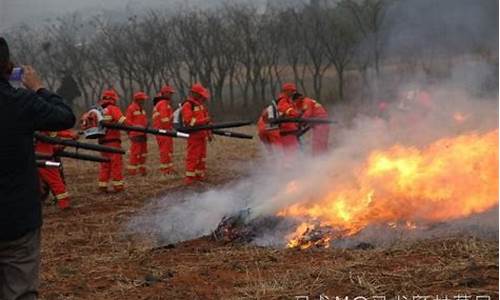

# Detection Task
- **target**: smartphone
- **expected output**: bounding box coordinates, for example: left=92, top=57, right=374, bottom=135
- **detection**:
left=9, top=67, right=23, bottom=82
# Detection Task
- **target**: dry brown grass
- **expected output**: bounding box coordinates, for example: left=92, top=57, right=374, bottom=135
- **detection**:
left=38, top=126, right=498, bottom=300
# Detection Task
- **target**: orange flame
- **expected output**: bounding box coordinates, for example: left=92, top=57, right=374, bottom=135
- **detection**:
left=280, top=130, right=499, bottom=247
left=286, top=223, right=334, bottom=249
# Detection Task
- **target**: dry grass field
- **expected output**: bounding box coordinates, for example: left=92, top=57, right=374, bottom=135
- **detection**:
left=39, top=126, right=498, bottom=299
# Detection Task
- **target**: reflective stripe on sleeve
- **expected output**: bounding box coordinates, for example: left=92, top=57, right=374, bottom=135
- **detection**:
left=160, top=163, right=174, bottom=169
left=56, top=192, right=69, bottom=200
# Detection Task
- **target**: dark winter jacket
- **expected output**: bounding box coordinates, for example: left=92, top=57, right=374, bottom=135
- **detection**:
left=0, top=78, right=75, bottom=240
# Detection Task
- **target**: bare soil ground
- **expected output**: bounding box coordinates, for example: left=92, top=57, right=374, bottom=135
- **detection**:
left=40, top=126, right=498, bottom=299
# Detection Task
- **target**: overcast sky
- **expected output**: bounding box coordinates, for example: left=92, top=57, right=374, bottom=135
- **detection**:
left=0, top=0, right=272, bottom=30
left=0, top=0, right=174, bottom=29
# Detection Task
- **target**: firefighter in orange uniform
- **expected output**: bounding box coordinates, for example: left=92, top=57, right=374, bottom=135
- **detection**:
left=126, top=92, right=149, bottom=175
left=293, top=93, right=330, bottom=155
left=181, top=83, right=211, bottom=184
left=36, top=130, right=77, bottom=209
left=98, top=89, right=126, bottom=192
left=153, top=85, right=175, bottom=176
left=257, top=102, right=281, bottom=153
left=276, top=83, right=300, bottom=153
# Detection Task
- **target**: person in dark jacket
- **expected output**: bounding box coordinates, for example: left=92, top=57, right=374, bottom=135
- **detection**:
left=0, top=37, right=75, bottom=300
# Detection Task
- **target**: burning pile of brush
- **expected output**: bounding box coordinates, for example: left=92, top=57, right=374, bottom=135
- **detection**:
left=213, top=129, right=499, bottom=249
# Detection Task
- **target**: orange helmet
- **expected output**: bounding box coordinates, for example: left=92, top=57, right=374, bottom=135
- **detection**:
left=190, top=83, right=210, bottom=100
left=101, top=89, right=119, bottom=105
left=160, top=85, right=175, bottom=95
left=282, top=82, right=297, bottom=93
left=102, top=90, right=118, bottom=99
left=133, top=91, right=148, bottom=101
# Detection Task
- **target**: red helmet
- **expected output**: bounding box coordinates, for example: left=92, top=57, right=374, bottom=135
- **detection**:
left=282, top=82, right=297, bottom=93
left=133, top=91, right=148, bottom=101
left=101, top=89, right=119, bottom=105
left=160, top=85, right=175, bottom=95
left=190, top=83, right=210, bottom=100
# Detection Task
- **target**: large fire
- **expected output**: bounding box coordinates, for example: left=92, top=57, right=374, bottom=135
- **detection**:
left=280, top=129, right=499, bottom=248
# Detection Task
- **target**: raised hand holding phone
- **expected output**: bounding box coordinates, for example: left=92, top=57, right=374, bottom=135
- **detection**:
left=21, top=65, right=44, bottom=92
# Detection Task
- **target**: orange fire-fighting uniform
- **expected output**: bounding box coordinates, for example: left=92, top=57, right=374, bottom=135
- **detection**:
left=276, top=83, right=300, bottom=152
left=98, top=89, right=126, bottom=192
left=295, top=96, right=330, bottom=155
left=153, top=85, right=175, bottom=175
left=36, top=130, right=77, bottom=209
left=181, top=83, right=211, bottom=184
left=257, top=104, right=281, bottom=152
left=126, top=92, right=149, bottom=176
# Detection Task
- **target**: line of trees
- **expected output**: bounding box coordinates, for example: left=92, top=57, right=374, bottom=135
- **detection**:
left=5, top=0, right=497, bottom=117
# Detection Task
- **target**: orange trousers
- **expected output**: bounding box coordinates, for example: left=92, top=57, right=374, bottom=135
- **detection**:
left=99, top=141, right=124, bottom=191
left=259, top=130, right=281, bottom=154
left=280, top=135, right=300, bottom=153
left=156, top=136, right=174, bottom=174
left=128, top=139, right=148, bottom=175
left=38, top=167, right=70, bottom=209
left=278, top=134, right=300, bottom=168
left=312, top=125, right=330, bottom=155
left=185, top=133, right=207, bottom=183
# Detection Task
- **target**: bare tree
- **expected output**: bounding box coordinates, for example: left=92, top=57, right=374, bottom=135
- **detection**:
left=298, top=6, right=332, bottom=100
left=342, top=0, right=393, bottom=77
left=226, top=5, right=261, bottom=109
left=277, top=9, right=307, bottom=93
left=319, top=6, right=361, bottom=102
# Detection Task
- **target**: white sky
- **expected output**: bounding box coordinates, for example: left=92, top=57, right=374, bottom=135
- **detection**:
left=0, top=0, right=299, bottom=30
left=0, top=0, right=205, bottom=30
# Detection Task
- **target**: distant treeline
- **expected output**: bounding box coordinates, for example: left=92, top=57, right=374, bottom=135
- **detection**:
left=5, top=0, right=498, bottom=117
